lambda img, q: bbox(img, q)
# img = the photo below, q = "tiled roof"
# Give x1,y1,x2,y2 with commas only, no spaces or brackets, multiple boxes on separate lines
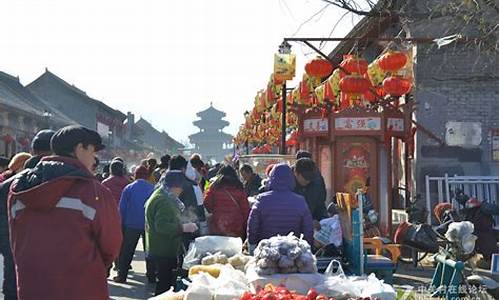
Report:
28,70,126,121
0,71,75,125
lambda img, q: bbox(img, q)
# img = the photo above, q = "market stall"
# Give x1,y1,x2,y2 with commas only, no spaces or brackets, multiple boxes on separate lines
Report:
150,237,397,300
234,47,417,238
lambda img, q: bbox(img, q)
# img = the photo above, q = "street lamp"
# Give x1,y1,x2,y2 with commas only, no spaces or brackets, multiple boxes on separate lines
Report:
278,40,291,154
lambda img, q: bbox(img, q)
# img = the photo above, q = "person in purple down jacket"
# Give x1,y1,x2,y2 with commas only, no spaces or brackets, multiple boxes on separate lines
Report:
247,163,313,254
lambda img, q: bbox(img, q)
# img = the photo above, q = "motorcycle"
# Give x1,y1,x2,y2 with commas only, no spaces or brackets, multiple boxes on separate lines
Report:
431,221,498,300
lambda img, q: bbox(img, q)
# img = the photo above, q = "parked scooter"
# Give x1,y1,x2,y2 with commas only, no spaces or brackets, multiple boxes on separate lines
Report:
431,221,499,299
448,188,499,262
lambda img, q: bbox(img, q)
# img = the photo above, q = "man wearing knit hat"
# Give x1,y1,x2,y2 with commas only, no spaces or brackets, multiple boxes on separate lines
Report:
7,125,122,300
113,165,155,284
23,129,55,169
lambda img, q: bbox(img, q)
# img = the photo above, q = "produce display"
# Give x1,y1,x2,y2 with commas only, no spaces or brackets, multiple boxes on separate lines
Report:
202,252,229,265
254,235,317,275
228,254,253,271
198,252,252,272
240,284,331,300
188,265,222,279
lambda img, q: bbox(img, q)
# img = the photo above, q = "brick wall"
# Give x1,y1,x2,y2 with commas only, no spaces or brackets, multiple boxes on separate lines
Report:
414,44,499,195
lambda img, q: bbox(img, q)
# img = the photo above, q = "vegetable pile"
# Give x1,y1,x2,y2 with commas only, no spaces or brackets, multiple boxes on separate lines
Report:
240,284,331,300
254,235,317,275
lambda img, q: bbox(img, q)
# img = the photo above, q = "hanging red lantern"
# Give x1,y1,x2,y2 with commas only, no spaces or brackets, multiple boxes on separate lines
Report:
378,51,407,73
339,75,371,96
305,58,334,78
340,55,368,75
382,76,412,97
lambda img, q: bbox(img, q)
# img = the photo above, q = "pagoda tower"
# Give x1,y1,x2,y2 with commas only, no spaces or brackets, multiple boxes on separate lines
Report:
189,103,233,162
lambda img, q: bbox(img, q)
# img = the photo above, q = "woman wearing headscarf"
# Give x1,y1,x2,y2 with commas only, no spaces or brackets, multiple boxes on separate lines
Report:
203,165,249,239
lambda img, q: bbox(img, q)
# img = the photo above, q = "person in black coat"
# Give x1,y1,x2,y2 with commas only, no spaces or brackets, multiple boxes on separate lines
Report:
293,155,328,229
239,164,262,197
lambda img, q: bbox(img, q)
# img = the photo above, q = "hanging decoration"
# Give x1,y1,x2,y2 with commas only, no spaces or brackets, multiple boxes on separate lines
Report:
382,76,413,97
340,55,368,75
378,50,408,74
305,57,334,78
235,46,415,153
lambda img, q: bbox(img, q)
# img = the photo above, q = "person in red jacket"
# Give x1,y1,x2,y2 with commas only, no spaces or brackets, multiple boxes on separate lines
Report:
204,165,250,239
102,159,130,205
7,125,122,300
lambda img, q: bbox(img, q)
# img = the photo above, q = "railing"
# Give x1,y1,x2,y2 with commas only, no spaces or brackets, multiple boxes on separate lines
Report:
425,174,499,224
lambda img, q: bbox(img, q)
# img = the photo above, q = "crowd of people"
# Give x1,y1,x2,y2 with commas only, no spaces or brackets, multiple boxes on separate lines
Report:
0,124,328,299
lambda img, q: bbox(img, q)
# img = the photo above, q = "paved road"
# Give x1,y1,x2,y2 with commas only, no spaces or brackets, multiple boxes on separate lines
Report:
108,248,156,300
0,246,156,300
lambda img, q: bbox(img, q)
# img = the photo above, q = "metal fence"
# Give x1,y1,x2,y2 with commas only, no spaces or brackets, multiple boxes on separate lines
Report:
425,174,499,224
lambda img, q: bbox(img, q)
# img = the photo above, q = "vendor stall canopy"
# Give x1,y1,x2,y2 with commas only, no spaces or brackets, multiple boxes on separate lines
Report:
234,42,415,153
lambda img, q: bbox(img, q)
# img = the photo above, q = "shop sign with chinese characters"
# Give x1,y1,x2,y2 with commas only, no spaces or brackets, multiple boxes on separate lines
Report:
335,117,382,131
303,118,329,137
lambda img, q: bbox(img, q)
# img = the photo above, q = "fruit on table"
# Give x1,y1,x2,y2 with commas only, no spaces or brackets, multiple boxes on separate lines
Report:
239,284,332,300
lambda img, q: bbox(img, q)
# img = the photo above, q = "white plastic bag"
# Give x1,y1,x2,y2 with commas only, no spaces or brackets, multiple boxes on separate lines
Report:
184,272,216,300
314,216,343,247
182,236,243,270
359,274,396,300
314,260,361,299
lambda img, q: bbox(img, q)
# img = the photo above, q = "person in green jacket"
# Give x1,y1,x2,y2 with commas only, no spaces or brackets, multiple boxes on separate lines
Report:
145,170,198,296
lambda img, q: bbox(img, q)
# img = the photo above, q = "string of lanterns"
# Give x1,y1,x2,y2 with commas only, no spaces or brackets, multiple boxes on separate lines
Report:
235,48,414,153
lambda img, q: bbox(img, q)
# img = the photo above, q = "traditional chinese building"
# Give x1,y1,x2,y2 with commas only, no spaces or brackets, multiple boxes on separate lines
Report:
189,103,233,162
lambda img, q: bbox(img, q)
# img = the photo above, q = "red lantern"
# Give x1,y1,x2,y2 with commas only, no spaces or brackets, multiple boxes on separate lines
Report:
339,75,371,95
378,51,407,73
382,76,412,97
340,55,368,75
305,58,334,78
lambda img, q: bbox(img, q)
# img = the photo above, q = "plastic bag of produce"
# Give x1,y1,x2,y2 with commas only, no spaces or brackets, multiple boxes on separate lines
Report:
183,236,242,269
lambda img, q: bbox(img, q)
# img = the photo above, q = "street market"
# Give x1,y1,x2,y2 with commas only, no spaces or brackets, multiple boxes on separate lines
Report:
0,1,498,300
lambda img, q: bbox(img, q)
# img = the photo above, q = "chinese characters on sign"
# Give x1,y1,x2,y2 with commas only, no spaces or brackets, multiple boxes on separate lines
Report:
335,117,382,131
303,118,329,134
387,118,404,132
